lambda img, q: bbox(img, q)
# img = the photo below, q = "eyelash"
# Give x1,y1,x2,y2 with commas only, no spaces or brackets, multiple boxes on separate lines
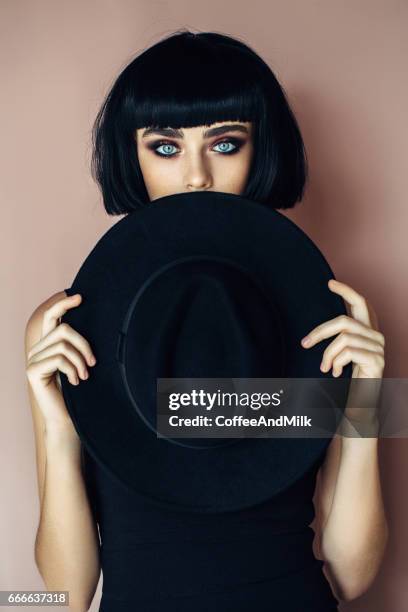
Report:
147,137,245,158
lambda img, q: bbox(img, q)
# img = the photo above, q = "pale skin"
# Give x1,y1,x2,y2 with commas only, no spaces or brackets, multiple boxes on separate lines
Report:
135,121,255,199
25,120,387,610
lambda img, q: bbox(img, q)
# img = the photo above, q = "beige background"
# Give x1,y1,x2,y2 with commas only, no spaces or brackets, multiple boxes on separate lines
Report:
1,0,407,610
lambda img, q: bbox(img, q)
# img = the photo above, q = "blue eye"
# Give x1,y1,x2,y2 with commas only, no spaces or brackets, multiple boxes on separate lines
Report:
149,137,244,158
155,143,178,157
213,141,237,154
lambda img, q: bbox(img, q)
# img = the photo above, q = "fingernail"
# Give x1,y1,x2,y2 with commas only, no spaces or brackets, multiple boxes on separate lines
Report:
301,337,311,347
89,356,96,366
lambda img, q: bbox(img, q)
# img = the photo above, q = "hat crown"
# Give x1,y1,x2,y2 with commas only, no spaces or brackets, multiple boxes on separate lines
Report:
158,262,286,379
121,257,287,448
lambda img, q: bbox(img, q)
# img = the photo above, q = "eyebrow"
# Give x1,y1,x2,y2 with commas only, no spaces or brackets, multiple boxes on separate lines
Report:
141,124,249,139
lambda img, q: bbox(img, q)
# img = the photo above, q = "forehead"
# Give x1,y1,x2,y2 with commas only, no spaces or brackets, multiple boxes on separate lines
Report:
136,121,252,140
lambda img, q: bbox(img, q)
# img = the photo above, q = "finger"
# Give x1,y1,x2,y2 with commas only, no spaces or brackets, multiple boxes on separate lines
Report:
331,347,384,377
28,340,89,380
27,322,96,367
42,293,82,338
328,279,371,328
27,354,80,387
365,298,381,332
302,315,384,348
320,332,384,373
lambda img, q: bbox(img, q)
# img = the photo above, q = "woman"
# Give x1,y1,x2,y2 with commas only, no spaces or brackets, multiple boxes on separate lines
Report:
25,30,388,611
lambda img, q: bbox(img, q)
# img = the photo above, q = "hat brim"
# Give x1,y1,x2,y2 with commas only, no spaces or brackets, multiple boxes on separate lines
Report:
61,191,352,513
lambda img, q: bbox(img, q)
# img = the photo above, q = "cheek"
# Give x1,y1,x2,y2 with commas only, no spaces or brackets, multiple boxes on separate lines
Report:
216,151,253,187
137,150,178,192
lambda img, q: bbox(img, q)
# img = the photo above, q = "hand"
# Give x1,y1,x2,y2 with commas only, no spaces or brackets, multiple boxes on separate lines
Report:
300,279,385,430
25,293,97,429
300,279,385,379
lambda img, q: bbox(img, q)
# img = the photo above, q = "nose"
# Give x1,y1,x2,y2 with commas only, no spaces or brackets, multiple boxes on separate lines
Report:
184,156,212,191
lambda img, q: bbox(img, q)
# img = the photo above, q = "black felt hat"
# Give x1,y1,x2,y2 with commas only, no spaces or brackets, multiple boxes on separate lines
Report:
60,190,351,514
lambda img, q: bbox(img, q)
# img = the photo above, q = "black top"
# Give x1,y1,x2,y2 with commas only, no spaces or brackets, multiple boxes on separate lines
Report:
81,446,339,611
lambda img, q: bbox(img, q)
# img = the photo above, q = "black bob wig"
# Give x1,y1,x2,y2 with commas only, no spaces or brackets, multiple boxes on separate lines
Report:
91,29,308,214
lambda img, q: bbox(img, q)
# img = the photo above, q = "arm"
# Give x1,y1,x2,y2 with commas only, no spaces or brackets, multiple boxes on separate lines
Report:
314,433,388,603
25,292,100,612
303,279,388,602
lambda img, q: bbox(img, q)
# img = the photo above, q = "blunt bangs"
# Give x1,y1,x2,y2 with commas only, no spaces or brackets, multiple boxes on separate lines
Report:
91,29,308,215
